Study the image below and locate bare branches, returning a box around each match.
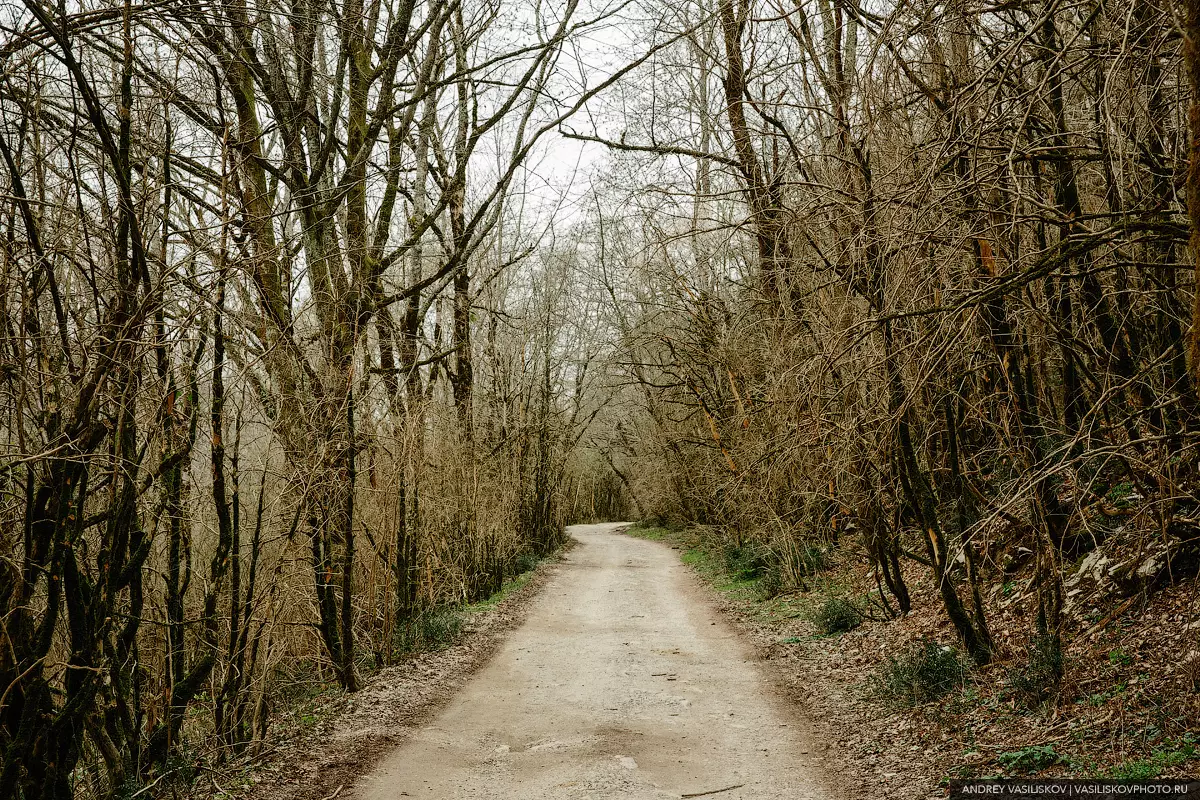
[0,0,630,792]
[591,0,1199,674]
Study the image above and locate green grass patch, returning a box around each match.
[394,607,464,653]
[715,574,760,595]
[464,568,534,613]
[464,544,559,613]
[997,744,1063,774]
[1107,740,1198,779]
[680,546,760,597]
[680,546,710,569]
[624,525,855,629]
[414,546,553,649]
[625,525,670,541]
[632,528,825,617]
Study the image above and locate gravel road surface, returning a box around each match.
[358,522,834,800]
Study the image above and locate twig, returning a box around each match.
[681,784,746,798]
[1085,596,1136,639]
[321,785,345,800]
[128,767,181,798]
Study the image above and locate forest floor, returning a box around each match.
[625,524,1200,799]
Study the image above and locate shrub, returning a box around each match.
[511,550,540,575]
[394,607,464,654]
[1008,632,1064,705]
[722,542,773,581]
[812,597,862,634]
[997,744,1062,774]
[797,544,828,575]
[873,639,967,706]
[756,565,785,600]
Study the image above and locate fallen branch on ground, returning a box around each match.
[681,784,746,798]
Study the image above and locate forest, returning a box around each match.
[2,0,1199,795]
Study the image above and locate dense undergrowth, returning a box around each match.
[627,523,1200,782]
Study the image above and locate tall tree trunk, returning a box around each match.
[1184,0,1200,394]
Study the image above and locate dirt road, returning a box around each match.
[358,523,835,800]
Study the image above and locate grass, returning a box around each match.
[630,526,793,605]
[687,546,764,597]
[464,544,563,613]
[465,568,535,613]
[625,525,853,628]
[393,607,464,653]
[625,522,671,541]
[397,546,552,652]
[629,527,668,541]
